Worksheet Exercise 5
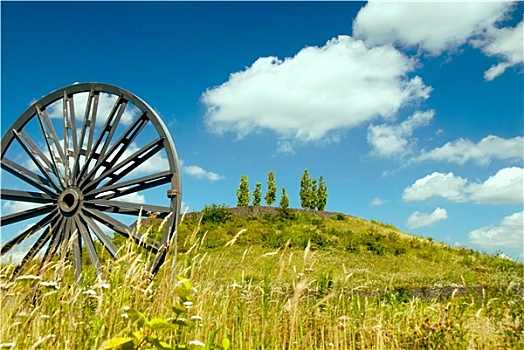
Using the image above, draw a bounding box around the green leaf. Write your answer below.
[146,335,173,350]
[127,308,148,328]
[171,305,186,316]
[222,338,230,350]
[132,330,143,341]
[173,319,188,327]
[101,337,135,350]
[178,290,191,303]
[177,277,191,290]
[148,318,176,331]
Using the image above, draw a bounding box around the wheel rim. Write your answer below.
[1,82,182,283]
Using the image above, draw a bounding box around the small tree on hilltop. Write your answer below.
[265,170,277,206]
[279,187,289,209]
[299,169,312,209]
[237,175,250,207]
[316,175,328,211]
[310,179,318,210]
[253,182,262,206]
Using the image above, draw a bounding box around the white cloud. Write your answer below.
[353,2,512,55]
[353,2,521,80]
[367,110,434,158]
[406,207,448,229]
[371,197,386,206]
[403,167,523,205]
[403,172,468,202]
[203,35,431,143]
[472,20,524,81]
[469,211,523,254]
[468,167,523,204]
[180,160,224,182]
[416,135,523,166]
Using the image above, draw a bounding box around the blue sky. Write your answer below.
[1,1,523,260]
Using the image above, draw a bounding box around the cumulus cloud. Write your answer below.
[472,20,524,81]
[403,172,468,202]
[406,207,448,229]
[468,167,524,204]
[416,135,523,166]
[203,35,431,143]
[180,160,224,182]
[403,167,523,204]
[367,110,434,158]
[469,211,523,254]
[353,2,521,80]
[353,2,512,55]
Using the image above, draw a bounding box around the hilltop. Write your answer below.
[2,205,522,349]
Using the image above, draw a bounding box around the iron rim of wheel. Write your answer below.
[1,82,182,283]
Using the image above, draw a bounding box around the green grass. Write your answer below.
[1,209,522,349]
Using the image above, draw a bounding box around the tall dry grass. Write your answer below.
[0,215,522,349]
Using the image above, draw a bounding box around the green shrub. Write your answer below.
[202,203,233,224]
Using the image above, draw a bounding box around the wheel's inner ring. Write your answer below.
[58,188,83,215]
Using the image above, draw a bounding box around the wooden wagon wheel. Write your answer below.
[1,83,182,283]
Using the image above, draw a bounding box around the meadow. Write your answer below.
[1,207,522,349]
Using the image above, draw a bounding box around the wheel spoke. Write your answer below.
[81,137,165,191]
[83,207,160,253]
[35,106,67,187]
[9,228,52,280]
[85,199,170,218]
[71,224,82,284]
[73,90,99,182]
[84,171,172,201]
[74,216,102,279]
[57,217,70,261]
[15,129,62,183]
[1,211,59,255]
[12,130,62,191]
[1,157,60,196]
[63,92,79,185]
[82,111,149,186]
[79,212,119,259]
[1,189,55,204]
[40,217,64,266]
[1,204,56,227]
[78,96,127,183]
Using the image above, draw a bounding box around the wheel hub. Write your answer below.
[58,187,83,215]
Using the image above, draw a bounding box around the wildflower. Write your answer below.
[183,301,193,308]
[15,275,41,281]
[82,290,96,296]
[328,343,334,348]
[120,313,129,319]
[190,315,202,321]
[0,342,16,349]
[188,340,205,347]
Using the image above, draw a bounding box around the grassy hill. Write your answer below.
[1,206,522,349]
